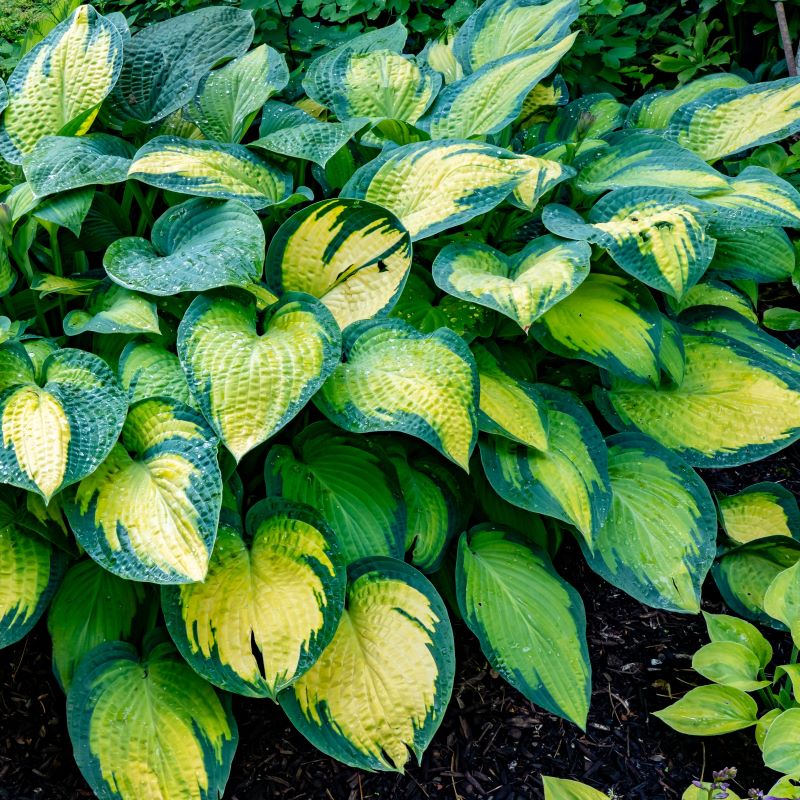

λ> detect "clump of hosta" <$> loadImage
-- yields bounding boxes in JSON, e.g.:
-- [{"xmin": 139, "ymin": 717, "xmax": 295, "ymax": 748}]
[{"xmin": 1, "ymin": 1, "xmax": 799, "ymax": 798}]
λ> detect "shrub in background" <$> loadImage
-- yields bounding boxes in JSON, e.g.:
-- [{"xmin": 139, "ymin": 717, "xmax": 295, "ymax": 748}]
[{"xmin": 0, "ymin": 0, "xmax": 799, "ymax": 797}]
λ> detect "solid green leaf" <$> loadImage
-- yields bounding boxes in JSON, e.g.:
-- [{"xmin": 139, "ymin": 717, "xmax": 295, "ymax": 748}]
[
  {"xmin": 22, "ymin": 134, "xmax": 134, "ymax": 197},
  {"xmin": 653, "ymin": 684, "xmax": 758, "ymax": 734},
  {"xmin": 106, "ymin": 7, "xmax": 254, "ymax": 125},
  {"xmin": 708, "ymin": 226, "xmax": 795, "ymax": 283},
  {"xmin": 104, "ymin": 198, "xmax": 265, "ymax": 296}
]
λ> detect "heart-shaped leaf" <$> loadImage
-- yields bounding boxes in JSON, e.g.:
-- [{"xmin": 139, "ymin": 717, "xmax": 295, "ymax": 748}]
[
  {"xmin": 162, "ymin": 498, "xmax": 345, "ymax": 698},
  {"xmin": 315, "ymin": 319, "xmax": 479, "ymax": 469},
  {"xmin": 433, "ymin": 235, "xmax": 590, "ymax": 331},
  {"xmin": 0, "ymin": 344, "xmax": 127, "ymax": 501},
  {"xmin": 543, "ymin": 188, "xmax": 715, "ymax": 299},
  {"xmin": 66, "ymin": 398, "xmax": 222, "ymax": 584},
  {"xmin": 67, "ymin": 635, "xmax": 238, "ymax": 800},
  {"xmin": 104, "ymin": 198, "xmax": 265, "ymax": 296},
  {"xmin": 178, "ymin": 292, "xmax": 341, "ymax": 461},
  {"xmin": 266, "ymin": 198, "xmax": 412, "ymax": 329},
  {"xmin": 279, "ymin": 557, "xmax": 454, "ymax": 772}
]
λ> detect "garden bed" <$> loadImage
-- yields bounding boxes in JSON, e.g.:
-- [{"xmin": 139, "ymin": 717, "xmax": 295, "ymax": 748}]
[{"xmin": 4, "ymin": 447, "xmax": 798, "ymax": 800}]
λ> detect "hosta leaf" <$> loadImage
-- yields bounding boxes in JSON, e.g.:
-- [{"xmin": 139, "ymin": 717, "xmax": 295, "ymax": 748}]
[
  {"xmin": 597, "ymin": 328, "xmax": 800, "ymax": 466},
  {"xmin": 162, "ymin": 498, "xmax": 345, "ymax": 698},
  {"xmin": 764, "ymin": 307, "xmax": 800, "ymax": 331},
  {"xmin": 22, "ymin": 134, "xmax": 134, "ymax": 197},
  {"xmin": 1, "ymin": 494, "xmax": 67, "ymax": 647},
  {"xmin": 581, "ymin": 433, "xmax": 716, "ymax": 613},
  {"xmin": 703, "ymin": 611, "xmax": 773, "ymax": 670},
  {"xmin": 705, "ymin": 166, "xmax": 800, "ymax": 229},
  {"xmin": 658, "ymin": 314, "xmax": 685, "ymax": 384},
  {"xmin": 653, "ymin": 685, "xmax": 758, "ymax": 734},
  {"xmin": 0, "ymin": 248, "xmax": 14, "ymax": 298},
  {"xmin": 764, "ymin": 708, "xmax": 800, "ymax": 774},
  {"xmin": 128, "ymin": 137, "xmax": 292, "ymax": 210},
  {"xmin": 280, "ymin": 556, "xmax": 454, "ymax": 772},
  {"xmin": 708, "ymin": 227, "xmax": 795, "ymax": 283},
  {"xmin": 63, "ymin": 281, "xmax": 159, "ymax": 336},
  {"xmin": 683, "ymin": 306, "xmax": 800, "ymax": 378},
  {"xmin": 713, "ymin": 540, "xmax": 800, "ymax": 627},
  {"xmin": 117, "ymin": 339, "xmax": 194, "ymax": 407},
  {"xmin": 543, "ymin": 188, "xmax": 715, "ymax": 299},
  {"xmin": 480, "ymin": 385, "xmax": 611, "ymax": 545},
  {"xmin": 763, "ymin": 560, "xmax": 800, "ymax": 645},
  {"xmin": 302, "ymin": 23, "xmax": 408, "ymax": 110},
  {"xmin": 341, "ymin": 139, "xmax": 535, "ymax": 240},
  {"xmin": 456, "ymin": 526, "xmax": 590, "ymax": 727},
  {"xmin": 543, "ymin": 777, "xmax": 608, "ymax": 800},
  {"xmin": 0, "ymin": 6, "xmax": 124, "ymax": 164},
  {"xmin": 666, "ymin": 77, "xmax": 800, "ymax": 162},
  {"xmin": 106, "ymin": 7, "xmax": 254, "ymax": 125},
  {"xmin": 251, "ymin": 102, "xmax": 361, "ymax": 167},
  {"xmin": 453, "ymin": 0, "xmax": 579, "ymax": 71},
  {"xmin": 33, "ymin": 186, "xmax": 94, "ymax": 236},
  {"xmin": 472, "ymin": 343, "xmax": 548, "ymax": 451},
  {"xmin": 185, "ymin": 44, "xmax": 288, "ymax": 143},
  {"xmin": 67, "ymin": 636, "xmax": 237, "ymax": 800},
  {"xmin": 48, "ymin": 559, "xmax": 154, "ymax": 690},
  {"xmin": 178, "ymin": 292, "xmax": 340, "ymax": 461},
  {"xmin": 574, "ymin": 132, "xmax": 730, "ymax": 196},
  {"xmin": 670, "ymin": 279, "xmax": 756, "ymax": 323},
  {"xmin": 266, "ymin": 198, "xmax": 412, "ymax": 329},
  {"xmin": 0, "ymin": 345, "xmax": 127, "ymax": 501},
  {"xmin": 426, "ymin": 34, "xmax": 577, "ymax": 140},
  {"xmin": 718, "ymin": 483, "xmax": 800, "ymax": 544},
  {"xmin": 66, "ymin": 398, "xmax": 222, "ymax": 584},
  {"xmin": 265, "ymin": 422, "xmax": 405, "ymax": 564},
  {"xmin": 315, "ymin": 319, "xmax": 478, "ymax": 470},
  {"xmin": 529, "ymin": 94, "xmax": 625, "ymax": 144},
  {"xmin": 386, "ymin": 439, "xmax": 468, "ymax": 572},
  {"xmin": 104, "ymin": 198, "xmax": 265, "ymax": 296},
  {"xmin": 33, "ymin": 271, "xmax": 101, "ymax": 299},
  {"xmin": 432, "ymin": 235, "xmax": 590, "ymax": 331},
  {"xmin": 626, "ymin": 73, "xmax": 748, "ymax": 130},
  {"xmin": 533, "ymin": 273, "xmax": 662, "ymax": 385},
  {"xmin": 314, "ymin": 49, "xmax": 439, "ymax": 123}
]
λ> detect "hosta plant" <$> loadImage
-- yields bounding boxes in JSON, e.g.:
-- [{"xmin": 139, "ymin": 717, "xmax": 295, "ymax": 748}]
[{"xmin": 0, "ymin": 1, "xmax": 799, "ymax": 797}]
